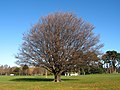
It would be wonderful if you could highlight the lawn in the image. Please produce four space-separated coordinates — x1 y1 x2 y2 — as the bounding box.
0 74 120 90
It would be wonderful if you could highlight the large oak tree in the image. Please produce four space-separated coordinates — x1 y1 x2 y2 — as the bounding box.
16 12 103 82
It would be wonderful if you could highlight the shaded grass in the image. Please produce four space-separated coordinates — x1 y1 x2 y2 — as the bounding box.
0 74 120 90
11 77 54 82
11 76 78 82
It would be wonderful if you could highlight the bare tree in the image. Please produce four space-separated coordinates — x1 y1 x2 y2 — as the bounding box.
0 65 10 75
0 65 4 75
16 12 103 82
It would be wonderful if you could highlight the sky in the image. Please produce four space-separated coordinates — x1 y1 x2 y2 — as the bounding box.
0 0 120 66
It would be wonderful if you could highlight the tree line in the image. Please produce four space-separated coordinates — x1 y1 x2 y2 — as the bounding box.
1 51 120 76
0 64 50 76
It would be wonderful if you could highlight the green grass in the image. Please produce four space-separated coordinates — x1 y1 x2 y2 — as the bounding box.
0 74 120 90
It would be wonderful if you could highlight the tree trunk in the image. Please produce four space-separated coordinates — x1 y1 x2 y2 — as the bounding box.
54 74 61 82
112 62 116 73
45 70 47 78
112 66 116 73
82 68 85 75
78 69 81 75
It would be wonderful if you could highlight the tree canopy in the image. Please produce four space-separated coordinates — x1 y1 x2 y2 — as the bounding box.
16 12 103 82
102 50 120 73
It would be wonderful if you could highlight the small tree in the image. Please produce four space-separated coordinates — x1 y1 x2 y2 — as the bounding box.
22 64 29 75
16 12 103 82
13 67 21 75
0 65 3 75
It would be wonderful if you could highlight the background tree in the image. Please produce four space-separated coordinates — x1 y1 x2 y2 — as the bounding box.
102 50 120 73
3 65 10 75
116 53 120 71
22 64 29 75
16 12 103 82
0 65 4 75
0 65 10 75
12 67 21 75
74 51 101 75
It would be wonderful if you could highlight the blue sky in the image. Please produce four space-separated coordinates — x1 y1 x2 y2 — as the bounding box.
0 0 120 66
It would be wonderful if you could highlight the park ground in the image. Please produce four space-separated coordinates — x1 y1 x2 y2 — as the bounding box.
0 74 120 90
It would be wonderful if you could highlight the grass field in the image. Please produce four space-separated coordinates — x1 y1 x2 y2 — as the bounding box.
0 74 120 90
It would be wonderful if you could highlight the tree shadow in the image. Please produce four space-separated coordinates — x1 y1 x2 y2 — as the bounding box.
10 77 79 82
10 78 54 82
63 78 79 81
